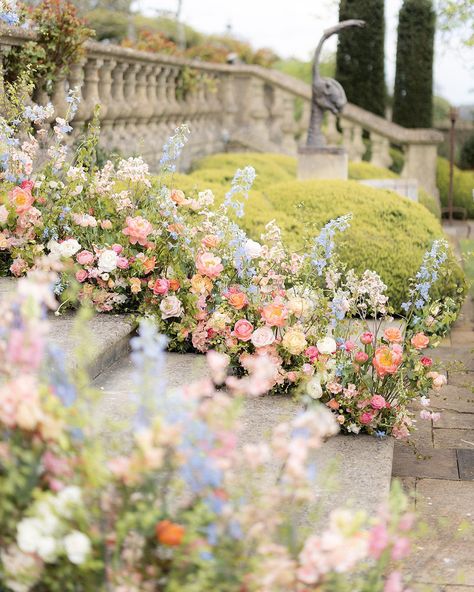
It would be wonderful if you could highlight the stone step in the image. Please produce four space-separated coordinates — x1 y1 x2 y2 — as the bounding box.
94 352 394 517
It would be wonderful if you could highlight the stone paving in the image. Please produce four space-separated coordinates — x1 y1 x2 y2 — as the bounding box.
393 223 474 590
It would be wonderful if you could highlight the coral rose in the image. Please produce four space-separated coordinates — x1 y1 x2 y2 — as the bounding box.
261 302 288 327
9 186 34 215
156 520 185 546
411 332 429 349
384 327 403 343
232 319 254 342
152 278 170 295
122 216 153 246
373 344 403 377
196 252 224 279
225 288 248 310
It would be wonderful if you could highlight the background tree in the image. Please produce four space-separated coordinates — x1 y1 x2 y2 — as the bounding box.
335 0 386 117
392 0 436 128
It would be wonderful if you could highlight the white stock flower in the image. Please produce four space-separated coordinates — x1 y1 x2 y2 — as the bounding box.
97 249 118 273
63 531 91 565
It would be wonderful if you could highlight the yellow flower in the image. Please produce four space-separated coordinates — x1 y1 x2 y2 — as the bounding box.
282 328 307 355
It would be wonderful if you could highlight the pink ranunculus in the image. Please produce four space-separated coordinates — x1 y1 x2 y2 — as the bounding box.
360 331 374 345
75 269 88 283
305 346 319 362
112 243 123 254
370 394 386 410
21 180 34 192
355 351 369 364
360 412 374 425
76 250 94 265
232 319 254 342
122 215 153 246
195 251 224 279
116 256 129 270
153 278 170 295
345 340 356 352
420 356 432 366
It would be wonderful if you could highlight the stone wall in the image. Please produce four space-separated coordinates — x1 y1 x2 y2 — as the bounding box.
0 25 444 195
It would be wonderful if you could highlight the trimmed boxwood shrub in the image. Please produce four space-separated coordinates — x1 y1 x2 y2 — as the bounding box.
239 179 465 312
437 157 474 218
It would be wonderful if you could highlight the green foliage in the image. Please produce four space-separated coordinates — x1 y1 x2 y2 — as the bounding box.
335 0 386 117
389 147 405 174
436 0 474 47
348 161 399 180
392 0 436 128
437 157 474 217
433 95 452 126
460 134 474 170
83 8 128 41
460 238 474 298
240 179 464 311
274 53 336 84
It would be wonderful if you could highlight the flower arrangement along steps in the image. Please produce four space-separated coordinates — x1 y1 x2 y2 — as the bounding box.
94 351 395 519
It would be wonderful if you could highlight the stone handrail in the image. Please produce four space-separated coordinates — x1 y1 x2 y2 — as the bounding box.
0 26 443 195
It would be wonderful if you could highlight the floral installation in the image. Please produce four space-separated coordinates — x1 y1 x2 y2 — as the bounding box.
0 266 415 591
0 81 456 438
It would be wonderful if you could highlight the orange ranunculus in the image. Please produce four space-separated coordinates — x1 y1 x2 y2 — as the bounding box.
169 278 180 291
373 344 403 377
411 332 430 349
142 257 156 274
383 327 402 343
261 302 288 327
156 520 185 546
227 291 248 310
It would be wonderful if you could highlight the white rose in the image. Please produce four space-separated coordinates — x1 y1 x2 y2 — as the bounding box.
97 249 118 273
55 486 82 518
17 519 42 554
36 536 58 563
59 239 81 258
316 336 337 355
244 239 263 259
63 531 91 565
250 326 275 348
160 295 183 319
47 239 62 256
307 376 323 399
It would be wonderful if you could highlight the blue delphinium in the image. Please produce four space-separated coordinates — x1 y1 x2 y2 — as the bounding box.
1 1 20 26
310 213 352 276
223 166 256 218
159 123 190 173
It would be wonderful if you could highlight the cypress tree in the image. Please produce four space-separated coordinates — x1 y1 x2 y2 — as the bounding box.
392 0 436 128
335 0 386 117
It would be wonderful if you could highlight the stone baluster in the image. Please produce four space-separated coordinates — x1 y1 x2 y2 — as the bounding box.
67 60 86 124
248 77 270 146
402 142 438 197
74 57 103 124
370 132 392 169
97 58 117 151
341 121 365 161
324 113 340 145
165 66 180 120
280 89 297 155
219 73 238 144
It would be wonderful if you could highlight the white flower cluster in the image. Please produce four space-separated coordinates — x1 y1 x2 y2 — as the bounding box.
117 157 151 187
16 487 91 565
346 269 388 316
47 238 81 259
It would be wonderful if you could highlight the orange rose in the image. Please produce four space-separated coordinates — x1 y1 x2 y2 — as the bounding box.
156 520 185 546
170 189 187 205
143 257 156 274
261 302 288 327
169 278 180 291
190 273 213 295
201 234 220 249
227 291 248 310
327 399 340 410
383 327 402 343
411 332 429 349
168 223 185 235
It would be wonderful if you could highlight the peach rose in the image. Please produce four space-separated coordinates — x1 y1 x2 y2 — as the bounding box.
201 234 220 249
373 344 403 377
261 302 288 327
384 327 403 343
142 257 156 275
196 252 223 279
232 319 254 342
122 216 153 246
9 186 34 215
170 189 187 205
156 520 185 546
411 332 429 349
76 250 94 265
130 278 142 294
250 326 275 348
226 289 248 310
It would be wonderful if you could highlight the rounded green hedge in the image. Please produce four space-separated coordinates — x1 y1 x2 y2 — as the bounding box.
240 179 464 311
437 157 474 218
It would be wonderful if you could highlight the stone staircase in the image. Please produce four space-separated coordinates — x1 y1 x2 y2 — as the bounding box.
0 277 394 519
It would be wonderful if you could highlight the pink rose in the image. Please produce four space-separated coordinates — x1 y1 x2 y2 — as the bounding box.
360 331 374 345
287 371 298 382
76 250 94 265
420 356 432 366
232 319 254 342
360 412 374 425
250 326 275 348
411 332 430 349
10 257 28 277
116 256 129 269
9 186 34 215
112 244 123 254
305 346 319 362
355 351 369 364
75 269 88 283
152 278 170 295
196 252 224 279
370 394 386 410
122 216 153 246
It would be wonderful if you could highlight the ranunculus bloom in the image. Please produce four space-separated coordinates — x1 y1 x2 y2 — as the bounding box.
370 394 386 410
261 302 288 327
76 250 94 265
232 319 254 341
155 520 185 546
250 326 275 348
411 332 430 349
122 215 153 246
112 243 123 254
360 332 374 345
360 412 374 425
420 356 432 367
196 252 224 279
355 351 369 364
305 346 319 362
75 270 88 283
344 340 356 352
9 186 34 215
152 278 170 295
384 327 402 343
373 344 403 377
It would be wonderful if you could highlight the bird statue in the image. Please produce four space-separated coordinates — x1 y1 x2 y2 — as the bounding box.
307 19 365 148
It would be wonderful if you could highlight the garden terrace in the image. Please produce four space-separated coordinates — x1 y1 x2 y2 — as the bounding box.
0 24 443 196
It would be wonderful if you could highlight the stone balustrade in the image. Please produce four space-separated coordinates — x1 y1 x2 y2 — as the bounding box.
0 26 443 196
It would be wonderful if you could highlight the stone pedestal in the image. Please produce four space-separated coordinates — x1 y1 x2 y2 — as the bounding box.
297 146 348 180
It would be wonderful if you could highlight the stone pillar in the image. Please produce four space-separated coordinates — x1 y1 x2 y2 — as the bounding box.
74 57 103 123
297 146 348 180
402 142 439 197
325 113 341 146
342 121 365 162
371 133 392 169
